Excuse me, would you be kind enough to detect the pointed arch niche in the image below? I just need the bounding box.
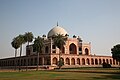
[69,43,77,54]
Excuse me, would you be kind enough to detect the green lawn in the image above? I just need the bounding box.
[0,68,120,80]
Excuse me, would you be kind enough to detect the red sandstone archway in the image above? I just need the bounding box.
[66,58,70,65]
[86,58,90,65]
[95,59,98,65]
[77,58,80,65]
[82,58,85,65]
[110,59,112,64]
[53,57,58,65]
[71,58,75,65]
[85,48,89,55]
[69,43,77,54]
[99,59,102,65]
[103,59,105,63]
[106,59,109,64]
[113,59,115,65]
[91,58,94,65]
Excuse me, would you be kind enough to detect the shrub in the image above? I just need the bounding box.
[102,62,111,68]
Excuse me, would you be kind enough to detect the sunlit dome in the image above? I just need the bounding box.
[47,26,68,38]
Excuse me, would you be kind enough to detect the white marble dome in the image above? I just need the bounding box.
[47,26,68,38]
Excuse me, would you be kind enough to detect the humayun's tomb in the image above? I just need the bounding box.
[0,25,119,69]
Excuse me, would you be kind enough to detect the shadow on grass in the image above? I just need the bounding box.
[92,74,120,80]
[104,74,120,79]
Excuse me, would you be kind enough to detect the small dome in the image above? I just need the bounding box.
[47,26,68,38]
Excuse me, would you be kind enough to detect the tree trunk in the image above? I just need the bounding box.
[14,49,17,70]
[19,45,22,72]
[58,46,62,69]
[37,52,39,71]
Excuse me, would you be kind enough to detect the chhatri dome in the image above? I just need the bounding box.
[47,24,68,38]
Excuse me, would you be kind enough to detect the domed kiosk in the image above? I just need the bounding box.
[47,26,68,38]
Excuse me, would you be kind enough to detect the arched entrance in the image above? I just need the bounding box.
[77,58,80,65]
[82,58,85,65]
[69,43,77,54]
[106,59,109,64]
[85,48,89,55]
[66,58,70,65]
[95,59,98,65]
[110,59,112,64]
[71,58,75,65]
[99,59,102,65]
[86,58,90,65]
[91,58,94,65]
[53,57,58,65]
[103,59,105,63]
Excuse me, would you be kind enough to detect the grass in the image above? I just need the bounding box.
[0,68,120,80]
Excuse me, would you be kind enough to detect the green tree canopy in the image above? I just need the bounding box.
[111,44,120,62]
[53,34,67,49]
[33,36,44,53]
[24,32,34,45]
[11,37,20,49]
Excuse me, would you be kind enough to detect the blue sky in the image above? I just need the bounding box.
[0,0,120,58]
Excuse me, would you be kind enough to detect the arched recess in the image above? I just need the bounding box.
[113,59,115,65]
[86,58,90,65]
[103,59,105,63]
[95,59,98,65]
[53,57,58,65]
[45,46,49,53]
[85,48,89,55]
[91,58,94,65]
[110,59,112,65]
[69,43,77,54]
[82,58,85,65]
[71,58,75,65]
[99,59,102,65]
[66,58,70,65]
[77,58,80,65]
[106,59,109,64]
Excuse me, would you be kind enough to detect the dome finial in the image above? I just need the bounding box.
[57,21,58,26]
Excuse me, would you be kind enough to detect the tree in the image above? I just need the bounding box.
[52,34,67,69]
[111,44,120,63]
[24,32,34,71]
[24,32,34,45]
[11,37,20,70]
[17,34,25,71]
[33,36,44,71]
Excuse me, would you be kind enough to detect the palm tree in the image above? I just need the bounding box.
[24,32,34,46]
[17,34,25,71]
[33,36,44,71]
[24,32,34,71]
[11,37,20,70]
[52,34,67,69]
